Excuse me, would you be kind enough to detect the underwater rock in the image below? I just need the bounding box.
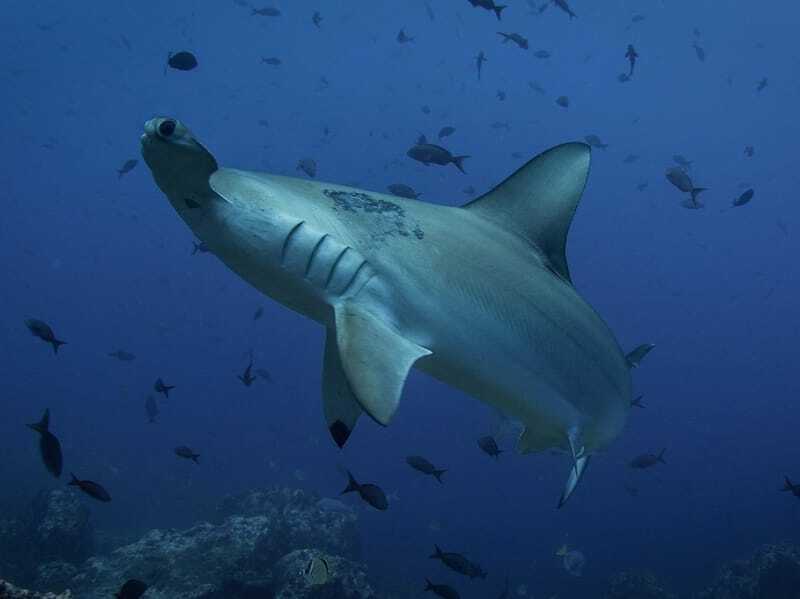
[604,570,677,599]
[0,518,32,583]
[0,578,72,598]
[695,543,800,599]
[28,490,93,565]
[271,549,376,599]
[32,562,77,595]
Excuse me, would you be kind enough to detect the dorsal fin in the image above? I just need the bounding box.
[463,143,591,283]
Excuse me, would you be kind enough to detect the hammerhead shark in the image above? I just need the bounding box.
[141,117,645,507]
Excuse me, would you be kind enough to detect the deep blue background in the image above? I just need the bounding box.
[1,1,798,597]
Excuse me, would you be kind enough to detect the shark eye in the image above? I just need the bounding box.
[158,119,177,138]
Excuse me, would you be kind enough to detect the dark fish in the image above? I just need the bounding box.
[496,90,506,101]
[497,32,528,50]
[252,7,281,16]
[692,42,705,62]
[421,105,431,114]
[631,14,645,23]
[341,470,388,510]
[478,435,503,458]
[552,0,577,19]
[397,28,415,43]
[625,343,655,368]
[312,11,322,28]
[297,158,317,178]
[117,159,138,178]
[261,56,282,65]
[407,136,469,173]
[630,449,666,469]
[406,456,446,483]
[756,77,768,92]
[253,306,264,320]
[175,446,200,463]
[167,51,197,71]
[108,349,136,361]
[192,240,211,255]
[145,395,158,424]
[115,579,148,599]
[425,579,460,599]
[438,126,456,139]
[630,395,645,408]
[555,95,570,108]
[154,378,175,398]
[475,51,487,80]
[255,368,274,382]
[27,409,62,478]
[583,135,608,149]
[625,44,638,76]
[467,0,507,20]
[25,319,66,354]
[430,545,487,578]
[238,353,257,386]
[733,188,754,207]
[744,145,755,157]
[623,154,639,164]
[387,184,421,199]
[665,167,706,207]
[782,477,800,498]
[69,473,112,502]
[636,182,649,192]
[533,49,551,58]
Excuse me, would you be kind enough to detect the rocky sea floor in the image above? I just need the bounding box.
[0,486,798,598]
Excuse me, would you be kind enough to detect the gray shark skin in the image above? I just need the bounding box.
[141,117,633,506]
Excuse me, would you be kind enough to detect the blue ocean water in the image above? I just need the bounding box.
[1,1,798,597]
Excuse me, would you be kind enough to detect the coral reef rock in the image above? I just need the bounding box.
[604,570,677,599]
[0,578,72,598]
[28,490,93,565]
[696,543,800,599]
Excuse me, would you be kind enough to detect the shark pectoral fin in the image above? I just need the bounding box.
[558,455,590,509]
[462,143,590,283]
[334,303,431,426]
[322,328,362,448]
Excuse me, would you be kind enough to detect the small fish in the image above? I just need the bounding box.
[238,353,257,386]
[397,28,415,43]
[782,477,800,498]
[115,579,148,599]
[424,579,460,599]
[756,77,768,92]
[69,473,112,502]
[175,446,200,463]
[497,32,528,50]
[297,158,317,178]
[438,126,456,139]
[312,11,322,28]
[302,556,330,585]
[252,7,281,16]
[463,186,476,195]
[192,240,211,255]
[27,409,63,478]
[552,0,577,19]
[744,145,755,157]
[421,105,432,114]
[167,51,197,71]
[475,50,487,80]
[261,57,282,65]
[406,456,446,483]
[631,14,645,23]
[533,49,551,59]
[636,182,649,192]
[583,134,608,149]
[108,349,136,361]
[665,167,706,207]
[625,44,638,77]
[154,377,175,398]
[117,159,138,178]
[468,0,507,20]
[630,449,666,469]
[145,395,158,424]
[692,42,705,62]
[25,319,66,354]
[430,545,487,578]
[623,154,639,164]
[496,90,506,101]
[630,395,645,408]
[529,80,546,94]
[732,188,755,207]
[555,95,570,108]
[253,306,264,320]
[477,435,503,458]
[387,184,421,199]
[407,136,469,173]
[341,470,388,510]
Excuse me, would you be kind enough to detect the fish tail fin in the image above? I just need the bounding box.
[497,32,508,42]
[424,579,434,592]
[32,408,50,432]
[494,449,503,460]
[434,469,446,484]
[494,5,507,19]
[452,155,469,174]
[429,544,443,559]
[192,454,200,464]
[51,339,66,354]
[690,187,707,203]
[341,470,359,495]
[784,476,794,491]
[657,448,667,464]
[68,473,79,486]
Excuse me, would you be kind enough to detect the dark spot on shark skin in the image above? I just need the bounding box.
[323,189,424,242]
